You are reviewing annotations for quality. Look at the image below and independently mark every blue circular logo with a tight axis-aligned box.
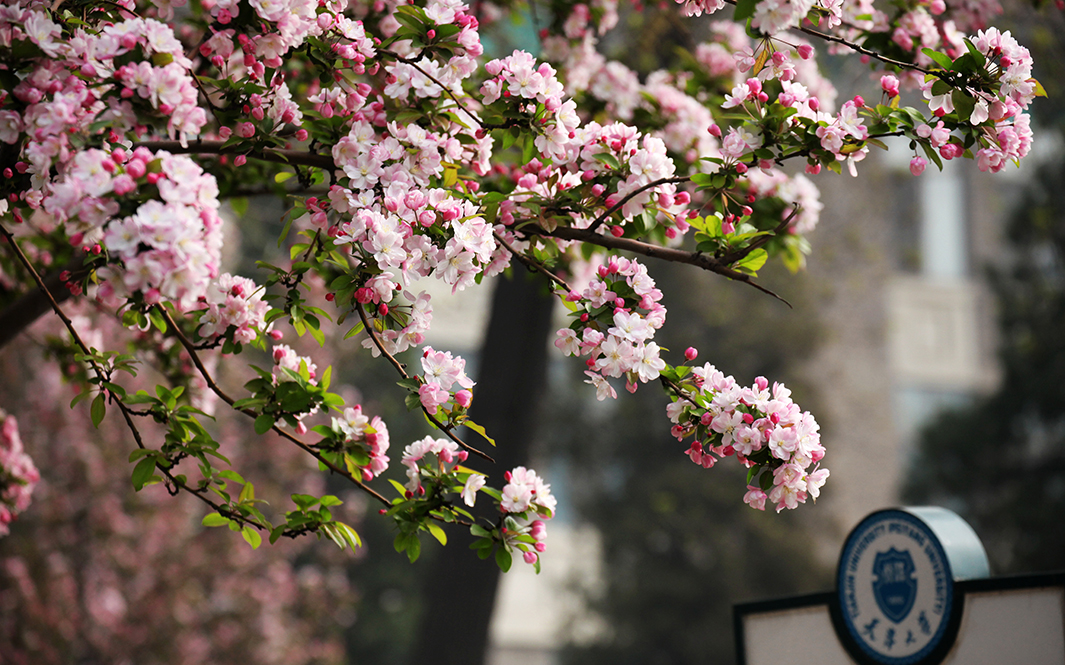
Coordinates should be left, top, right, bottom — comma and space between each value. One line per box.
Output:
837, 510, 954, 664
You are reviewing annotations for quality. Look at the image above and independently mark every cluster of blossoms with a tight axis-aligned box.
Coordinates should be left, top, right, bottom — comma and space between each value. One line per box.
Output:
330, 405, 391, 481
481, 50, 566, 112
0, 411, 39, 537
8, 10, 207, 161
271, 344, 318, 385
58, 149, 226, 312
666, 366, 828, 513
418, 346, 475, 413
967, 28, 1036, 173
0, 0, 1047, 568
498, 467, 555, 565
555, 256, 667, 399
400, 435, 469, 495
330, 176, 505, 298
196, 273, 271, 344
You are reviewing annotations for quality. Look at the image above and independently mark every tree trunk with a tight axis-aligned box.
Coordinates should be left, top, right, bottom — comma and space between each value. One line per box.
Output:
408, 271, 555, 665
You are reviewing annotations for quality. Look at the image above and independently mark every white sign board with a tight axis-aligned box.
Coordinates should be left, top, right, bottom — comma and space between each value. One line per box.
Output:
735, 507, 1065, 665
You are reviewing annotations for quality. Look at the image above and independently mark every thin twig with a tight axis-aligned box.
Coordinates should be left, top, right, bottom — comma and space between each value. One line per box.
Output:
155, 306, 392, 506
587, 176, 691, 232
378, 49, 483, 130
355, 304, 495, 462
0, 224, 269, 531
492, 230, 574, 293
719, 206, 801, 265
795, 23, 933, 76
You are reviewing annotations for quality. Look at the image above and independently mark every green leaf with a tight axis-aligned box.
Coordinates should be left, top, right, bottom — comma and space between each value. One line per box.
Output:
238, 481, 255, 504
242, 525, 262, 549
427, 521, 447, 546
470, 524, 491, 538
495, 547, 513, 572
407, 533, 422, 562
91, 393, 106, 428
521, 133, 536, 164
464, 420, 496, 447
734, 248, 768, 275
592, 152, 621, 170
335, 521, 363, 549
733, 0, 756, 20
202, 513, 230, 527
274, 171, 294, 183
322, 523, 346, 549
920, 48, 953, 70
218, 469, 245, 483
951, 89, 976, 122
254, 414, 274, 435
131, 457, 156, 491
70, 390, 91, 408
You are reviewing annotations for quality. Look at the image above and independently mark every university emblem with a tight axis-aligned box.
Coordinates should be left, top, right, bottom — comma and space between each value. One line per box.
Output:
872, 548, 917, 623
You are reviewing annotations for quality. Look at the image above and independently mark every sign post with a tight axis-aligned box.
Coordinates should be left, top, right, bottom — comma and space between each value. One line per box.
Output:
735, 507, 1065, 665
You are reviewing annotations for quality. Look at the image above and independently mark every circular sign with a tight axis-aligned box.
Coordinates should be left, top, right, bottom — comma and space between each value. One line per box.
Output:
835, 509, 969, 665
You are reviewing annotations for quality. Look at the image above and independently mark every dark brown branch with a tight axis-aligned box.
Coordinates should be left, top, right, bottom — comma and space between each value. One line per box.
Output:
136, 139, 335, 170
531, 225, 791, 306
794, 23, 933, 76
492, 230, 574, 293
0, 224, 271, 531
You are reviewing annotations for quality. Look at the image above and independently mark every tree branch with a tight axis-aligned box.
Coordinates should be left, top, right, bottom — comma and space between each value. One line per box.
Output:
136, 139, 335, 170
529, 225, 792, 306
355, 303, 495, 463
0, 224, 272, 531
492, 230, 574, 293
155, 306, 392, 506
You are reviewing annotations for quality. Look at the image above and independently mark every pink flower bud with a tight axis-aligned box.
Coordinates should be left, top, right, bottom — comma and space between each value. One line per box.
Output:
909, 155, 927, 176
735, 162, 748, 174
685, 347, 698, 361
237, 122, 255, 138
234, 155, 247, 167
610, 225, 624, 238
797, 44, 814, 60
455, 390, 473, 408
880, 74, 900, 97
